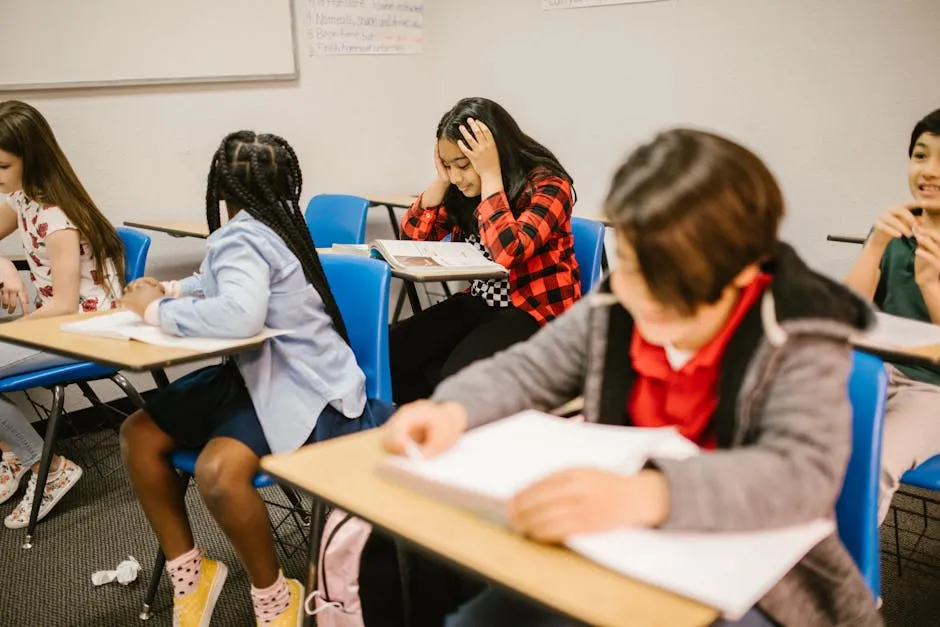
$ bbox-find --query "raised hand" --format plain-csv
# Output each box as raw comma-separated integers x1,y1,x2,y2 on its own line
457,118,503,196
870,203,922,247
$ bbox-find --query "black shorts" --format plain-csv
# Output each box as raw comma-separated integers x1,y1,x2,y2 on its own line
145,361,393,457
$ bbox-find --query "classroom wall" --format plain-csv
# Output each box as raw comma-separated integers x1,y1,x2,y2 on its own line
0,0,438,409
0,26,437,267
3,0,940,411
428,0,940,275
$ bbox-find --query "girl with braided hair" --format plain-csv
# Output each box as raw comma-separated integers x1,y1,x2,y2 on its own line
120,131,389,627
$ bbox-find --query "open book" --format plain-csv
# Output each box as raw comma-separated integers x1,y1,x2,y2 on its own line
332,240,508,279
378,411,834,620
61,311,289,352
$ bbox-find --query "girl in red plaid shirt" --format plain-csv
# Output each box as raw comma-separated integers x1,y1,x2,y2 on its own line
390,97,581,407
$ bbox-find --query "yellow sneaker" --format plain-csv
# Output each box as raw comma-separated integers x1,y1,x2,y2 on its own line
256,578,304,627
173,557,228,627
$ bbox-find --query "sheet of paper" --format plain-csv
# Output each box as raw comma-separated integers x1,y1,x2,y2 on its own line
566,520,834,620
857,312,940,349
61,311,289,352
383,411,699,503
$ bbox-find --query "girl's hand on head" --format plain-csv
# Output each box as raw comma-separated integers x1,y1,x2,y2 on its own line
118,283,164,318
508,469,670,544
434,142,449,184
870,203,923,247
382,400,469,458
457,118,502,190
0,259,28,315
422,142,452,209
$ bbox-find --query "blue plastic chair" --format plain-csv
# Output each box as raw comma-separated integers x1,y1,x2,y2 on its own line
0,227,151,548
163,255,392,483
304,194,371,248
140,255,392,619
835,351,888,599
890,453,940,575
902,455,940,491
571,217,605,294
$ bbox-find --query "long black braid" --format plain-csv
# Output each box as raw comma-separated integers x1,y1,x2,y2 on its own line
206,131,349,343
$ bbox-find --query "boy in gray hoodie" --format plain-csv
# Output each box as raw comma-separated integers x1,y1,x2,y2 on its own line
384,129,882,627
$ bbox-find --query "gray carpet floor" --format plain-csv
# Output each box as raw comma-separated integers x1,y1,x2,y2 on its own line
0,430,938,627
0,430,308,627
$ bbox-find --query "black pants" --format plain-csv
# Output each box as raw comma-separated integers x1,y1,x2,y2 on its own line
360,532,486,627
390,292,540,405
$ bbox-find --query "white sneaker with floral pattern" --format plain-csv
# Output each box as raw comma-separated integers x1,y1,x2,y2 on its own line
0,452,28,505
4,457,83,529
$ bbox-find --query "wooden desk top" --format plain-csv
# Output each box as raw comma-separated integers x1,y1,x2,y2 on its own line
390,267,508,283
261,430,717,627
364,193,418,209
123,220,210,239
0,311,269,371
853,337,940,366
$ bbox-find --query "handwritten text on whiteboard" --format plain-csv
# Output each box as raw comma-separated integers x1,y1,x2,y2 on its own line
306,0,423,56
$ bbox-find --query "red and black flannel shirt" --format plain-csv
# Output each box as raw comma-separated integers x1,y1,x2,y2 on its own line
401,173,581,326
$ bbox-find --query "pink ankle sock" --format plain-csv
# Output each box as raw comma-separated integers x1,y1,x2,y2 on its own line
250,571,291,624
166,547,202,598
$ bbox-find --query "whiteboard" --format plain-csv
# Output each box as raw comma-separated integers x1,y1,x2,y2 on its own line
2,0,298,91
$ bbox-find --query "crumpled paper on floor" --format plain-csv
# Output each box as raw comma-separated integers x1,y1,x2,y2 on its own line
92,556,140,586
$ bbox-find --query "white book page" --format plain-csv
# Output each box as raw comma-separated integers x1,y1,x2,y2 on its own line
857,311,940,349
383,411,699,504
566,519,834,620
375,240,504,270
61,311,289,352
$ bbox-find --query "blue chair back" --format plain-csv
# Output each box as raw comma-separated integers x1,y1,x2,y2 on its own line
836,350,888,598
320,255,392,404
117,227,151,283
901,454,940,490
304,194,370,248
571,217,604,294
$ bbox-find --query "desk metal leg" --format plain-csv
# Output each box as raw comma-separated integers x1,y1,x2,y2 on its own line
405,281,423,316
303,500,327,627
392,289,407,325
385,205,401,239
151,369,170,390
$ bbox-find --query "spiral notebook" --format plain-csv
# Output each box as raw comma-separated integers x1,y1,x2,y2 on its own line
378,411,834,619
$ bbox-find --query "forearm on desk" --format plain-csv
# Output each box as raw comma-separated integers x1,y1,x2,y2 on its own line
21,299,75,320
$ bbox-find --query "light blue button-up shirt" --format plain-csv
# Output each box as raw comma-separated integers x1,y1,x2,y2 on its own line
157,212,366,454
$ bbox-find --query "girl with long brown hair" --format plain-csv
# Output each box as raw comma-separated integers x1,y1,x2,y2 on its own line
0,100,125,529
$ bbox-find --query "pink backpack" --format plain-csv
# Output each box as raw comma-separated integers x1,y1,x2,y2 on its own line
307,508,373,627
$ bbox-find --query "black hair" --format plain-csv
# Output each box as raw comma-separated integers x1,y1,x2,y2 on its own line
436,97,573,235
206,131,348,342
909,108,940,157
606,128,783,315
